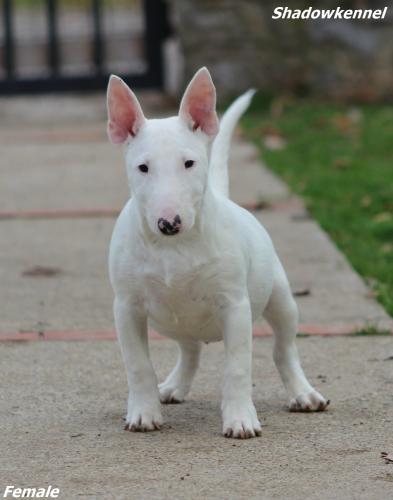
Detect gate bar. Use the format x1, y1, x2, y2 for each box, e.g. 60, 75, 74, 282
46, 0, 60, 75
0, 0, 169, 94
3, 0, 14, 78
92, 0, 104, 74
143, 0, 165, 88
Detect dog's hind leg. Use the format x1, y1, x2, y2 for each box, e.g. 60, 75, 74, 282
263, 258, 329, 412
159, 340, 202, 404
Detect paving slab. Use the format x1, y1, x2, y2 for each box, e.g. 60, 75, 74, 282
0, 140, 127, 212
0, 93, 392, 336
1, 336, 393, 499
0, 92, 168, 129
0, 129, 391, 333
0, 130, 282, 213
260, 210, 392, 329
0, 95, 393, 500
0, 218, 113, 332
1, 207, 390, 334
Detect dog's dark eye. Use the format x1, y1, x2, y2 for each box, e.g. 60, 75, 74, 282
184, 160, 195, 169
138, 164, 149, 173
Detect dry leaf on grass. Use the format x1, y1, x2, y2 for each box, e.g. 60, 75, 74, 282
373, 212, 392, 223
333, 109, 362, 137
263, 135, 287, 151
260, 125, 287, 151
361, 196, 372, 208
332, 158, 352, 170
381, 243, 393, 254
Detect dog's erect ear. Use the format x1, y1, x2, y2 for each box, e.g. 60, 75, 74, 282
179, 67, 219, 137
106, 75, 145, 144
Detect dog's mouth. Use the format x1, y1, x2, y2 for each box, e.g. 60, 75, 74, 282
158, 216, 181, 236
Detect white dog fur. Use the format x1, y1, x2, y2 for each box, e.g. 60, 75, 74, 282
106, 67, 329, 439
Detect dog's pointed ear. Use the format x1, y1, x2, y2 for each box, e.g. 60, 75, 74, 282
106, 75, 146, 144
179, 67, 219, 137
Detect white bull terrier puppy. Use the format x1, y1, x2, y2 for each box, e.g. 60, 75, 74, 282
106, 67, 329, 439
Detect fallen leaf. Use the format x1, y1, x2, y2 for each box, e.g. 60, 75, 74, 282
254, 200, 272, 210
347, 108, 363, 124
381, 452, 393, 464
261, 126, 287, 151
270, 95, 294, 118
374, 472, 393, 483
312, 116, 329, 129
373, 212, 392, 223
261, 124, 283, 137
333, 110, 362, 136
291, 212, 311, 221
332, 158, 351, 170
234, 126, 246, 138
334, 114, 353, 135
263, 135, 287, 151
293, 288, 311, 297
361, 196, 372, 208
381, 243, 393, 254
365, 277, 378, 288
22, 266, 62, 277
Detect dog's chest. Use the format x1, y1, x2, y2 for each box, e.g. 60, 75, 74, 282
140, 251, 226, 337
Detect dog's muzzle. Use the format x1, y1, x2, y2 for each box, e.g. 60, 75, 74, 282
158, 215, 182, 236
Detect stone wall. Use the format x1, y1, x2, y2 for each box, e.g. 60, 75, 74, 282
168, 0, 393, 101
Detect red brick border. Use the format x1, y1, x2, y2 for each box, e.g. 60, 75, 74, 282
1, 323, 386, 342
0, 208, 120, 220
0, 199, 304, 221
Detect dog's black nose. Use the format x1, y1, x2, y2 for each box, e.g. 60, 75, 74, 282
158, 215, 182, 236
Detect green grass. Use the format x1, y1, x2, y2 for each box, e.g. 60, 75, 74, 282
241, 96, 393, 317
351, 325, 392, 336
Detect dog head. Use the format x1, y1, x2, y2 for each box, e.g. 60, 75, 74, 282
107, 67, 219, 237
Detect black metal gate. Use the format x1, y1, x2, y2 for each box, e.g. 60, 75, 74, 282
0, 0, 169, 94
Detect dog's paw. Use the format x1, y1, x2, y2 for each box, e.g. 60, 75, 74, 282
124, 402, 163, 432
222, 399, 262, 439
158, 380, 188, 404
289, 390, 330, 412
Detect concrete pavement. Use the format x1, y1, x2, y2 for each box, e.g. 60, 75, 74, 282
1, 336, 393, 499
0, 94, 392, 335
0, 93, 393, 499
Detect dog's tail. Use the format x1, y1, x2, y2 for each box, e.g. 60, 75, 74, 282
209, 89, 256, 197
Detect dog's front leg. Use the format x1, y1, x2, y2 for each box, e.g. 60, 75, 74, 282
114, 297, 163, 432
221, 297, 262, 439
